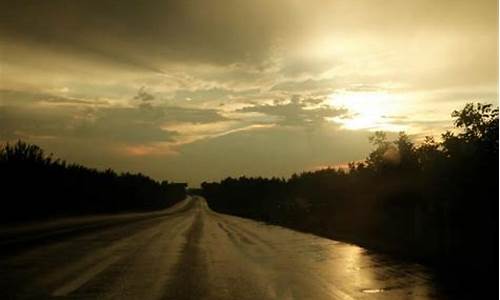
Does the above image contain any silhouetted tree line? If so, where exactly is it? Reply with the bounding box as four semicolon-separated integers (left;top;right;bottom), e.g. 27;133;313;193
202;103;498;270
0;142;187;223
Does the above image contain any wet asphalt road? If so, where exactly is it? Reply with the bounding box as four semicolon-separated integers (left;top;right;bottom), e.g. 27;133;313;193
0;196;453;299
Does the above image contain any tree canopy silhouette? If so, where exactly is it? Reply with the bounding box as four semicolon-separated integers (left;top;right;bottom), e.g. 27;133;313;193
0;141;187;223
201;102;499;271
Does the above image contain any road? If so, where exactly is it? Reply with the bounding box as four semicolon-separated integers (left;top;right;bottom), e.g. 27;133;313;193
0;196;449;299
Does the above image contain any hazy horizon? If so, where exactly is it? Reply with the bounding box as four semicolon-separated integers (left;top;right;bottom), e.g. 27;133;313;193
1;0;498;186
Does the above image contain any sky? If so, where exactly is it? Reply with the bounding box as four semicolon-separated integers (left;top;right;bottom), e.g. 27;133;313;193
0;0;498;186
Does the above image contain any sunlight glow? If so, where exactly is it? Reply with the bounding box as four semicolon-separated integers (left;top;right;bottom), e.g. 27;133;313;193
327;91;408;132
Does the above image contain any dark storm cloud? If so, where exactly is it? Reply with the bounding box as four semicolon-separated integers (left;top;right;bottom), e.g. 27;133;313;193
43;98;110;106
0;0;497;185
1;0;496;78
0;105;74;140
0;89;75;105
0;0;291;68
0;105;179;143
134;87;155;102
238;97;347;127
81;104;229;143
0;90;228;144
0;89;115;106
73;107;178;143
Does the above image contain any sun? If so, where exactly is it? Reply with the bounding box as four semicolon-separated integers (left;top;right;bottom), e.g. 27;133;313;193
327;91;407;132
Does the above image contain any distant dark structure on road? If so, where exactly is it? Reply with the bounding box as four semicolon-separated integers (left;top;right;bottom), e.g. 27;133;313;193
0;142;187;223
202;103;499;274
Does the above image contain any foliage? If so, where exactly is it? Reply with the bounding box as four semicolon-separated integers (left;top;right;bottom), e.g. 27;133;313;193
0;141;187;223
201;102;499;268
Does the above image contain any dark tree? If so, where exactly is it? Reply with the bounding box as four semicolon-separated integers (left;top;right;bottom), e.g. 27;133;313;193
0;141;187;223
201;102;499;274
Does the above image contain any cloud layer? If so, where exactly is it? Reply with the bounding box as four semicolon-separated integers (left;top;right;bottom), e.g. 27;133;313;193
0;0;497;185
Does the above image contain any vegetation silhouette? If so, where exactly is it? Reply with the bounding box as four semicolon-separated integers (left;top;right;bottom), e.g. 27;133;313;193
0;142;186;224
201;103;498;272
